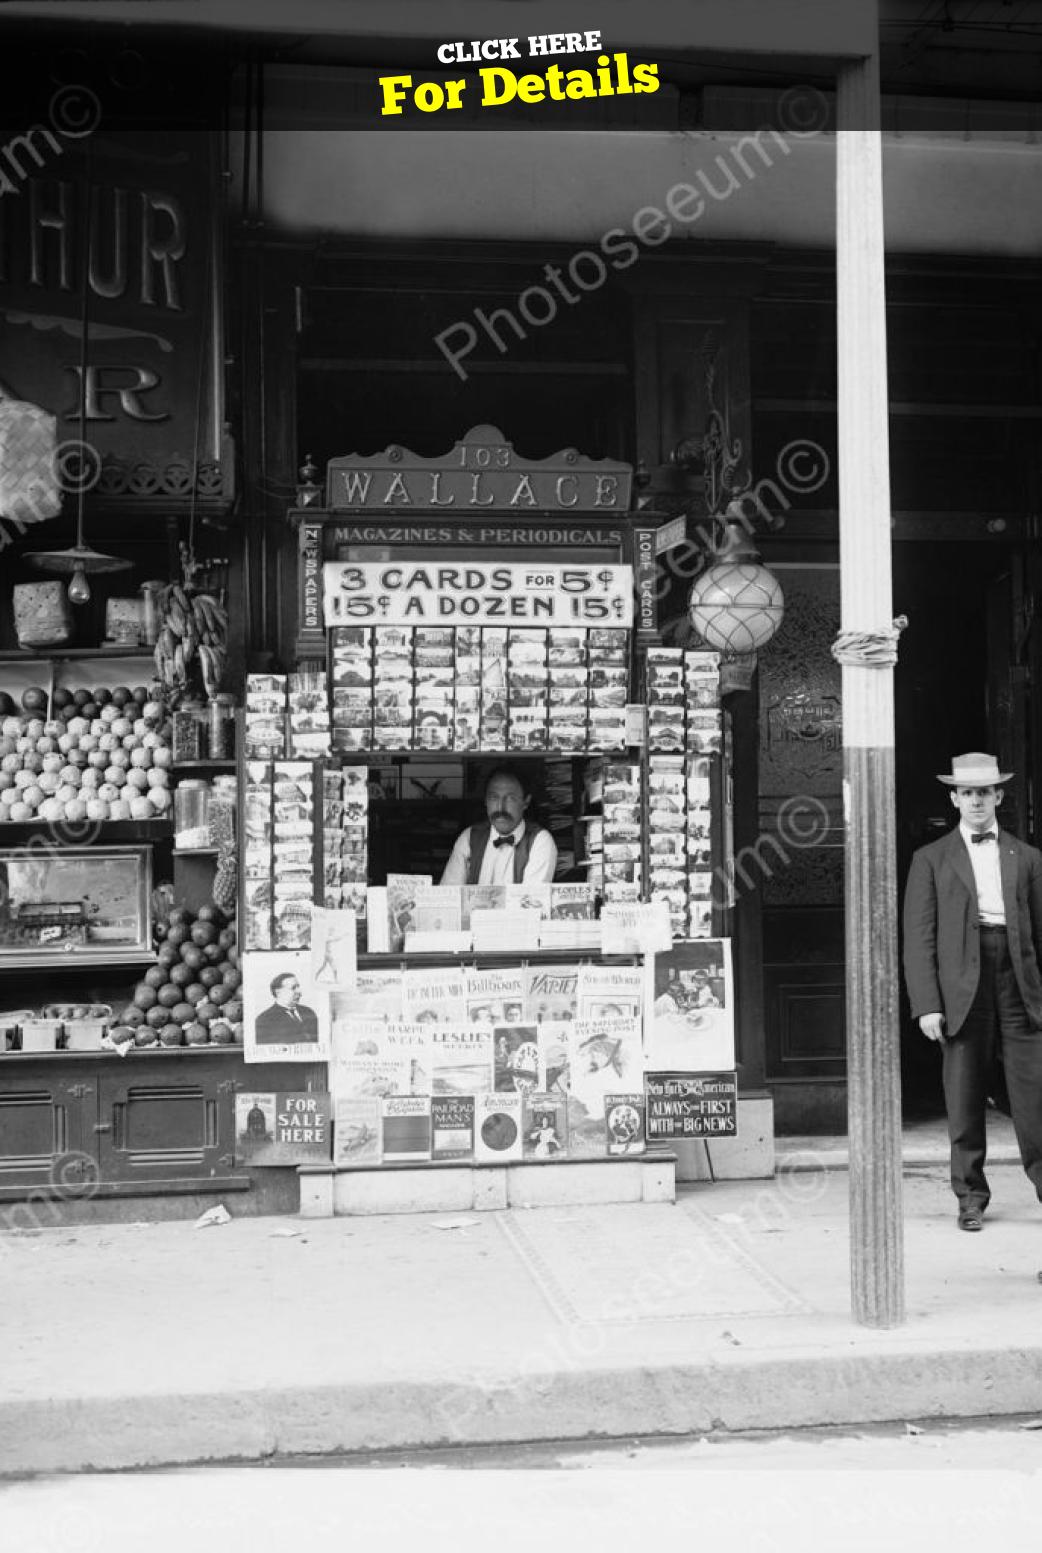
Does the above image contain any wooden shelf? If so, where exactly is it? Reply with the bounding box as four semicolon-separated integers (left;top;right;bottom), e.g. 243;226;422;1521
0;953;157;971
358;948;639;969
0;647;155;663
0;820;172;843
1;1044;244;1060
171;761;236;772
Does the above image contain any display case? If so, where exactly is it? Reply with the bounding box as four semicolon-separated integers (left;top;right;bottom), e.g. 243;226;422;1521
0;845;153;968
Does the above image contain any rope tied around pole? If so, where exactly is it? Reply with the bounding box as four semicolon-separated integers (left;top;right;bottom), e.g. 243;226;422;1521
831;616;908;668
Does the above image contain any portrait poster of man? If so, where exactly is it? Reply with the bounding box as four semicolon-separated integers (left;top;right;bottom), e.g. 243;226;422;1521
242;950;331;1063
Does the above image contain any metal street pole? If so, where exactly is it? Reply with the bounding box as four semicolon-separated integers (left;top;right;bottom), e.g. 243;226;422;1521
835;54;905;1327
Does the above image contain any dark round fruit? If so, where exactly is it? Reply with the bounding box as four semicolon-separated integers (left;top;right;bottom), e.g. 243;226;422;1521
81;702;100;721
171;1002;195;1025
143;965;167;989
157;943;180;969
190;921;218;947
21;687;48;713
145;1004;169;1029
159;1023;184;1046
165;924;189;948
221;967;241;991
157;984;182;1008
51;688;74;711
209;983;232;1006
209;1020;234;1045
184;1022;208;1045
184;983;207;1005
93;687;112;706
73;689;92;708
217;928;235;951
224;999;243;1022
167;907;192;927
180;944;205;971
194;1000;218;1024
199;965;223;989
169;963;194;988
202;944;223;964
133;984;158;1010
131;686;149;704
121;1005;145;1027
135;1028;158;1047
111;686;133;707
226;945;239;969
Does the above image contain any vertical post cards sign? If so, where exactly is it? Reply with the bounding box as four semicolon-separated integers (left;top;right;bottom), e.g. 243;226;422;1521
323;561;633;628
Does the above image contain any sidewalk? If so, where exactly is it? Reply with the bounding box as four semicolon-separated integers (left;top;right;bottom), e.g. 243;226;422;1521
3;1125;1041;1475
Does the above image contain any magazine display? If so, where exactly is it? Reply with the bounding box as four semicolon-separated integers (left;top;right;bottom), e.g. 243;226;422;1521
332;1021;431;1098
575;964;645;1024
523;1094;568;1160
401;966;468;1024
567;1019;645;1118
430;1026;494;1096
464;967;526;1026
474;1092;523;1164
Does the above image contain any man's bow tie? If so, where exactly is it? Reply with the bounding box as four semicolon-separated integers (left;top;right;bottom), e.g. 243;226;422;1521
971;831;997;845
493;835;515;849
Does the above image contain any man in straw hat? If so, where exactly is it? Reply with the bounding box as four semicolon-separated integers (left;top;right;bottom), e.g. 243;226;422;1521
904;753;1042;1230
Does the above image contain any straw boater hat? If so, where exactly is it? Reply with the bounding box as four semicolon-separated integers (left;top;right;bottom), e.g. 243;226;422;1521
936;753;1013;786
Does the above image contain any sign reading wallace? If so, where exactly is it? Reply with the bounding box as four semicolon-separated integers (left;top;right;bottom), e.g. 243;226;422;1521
326;424;632;513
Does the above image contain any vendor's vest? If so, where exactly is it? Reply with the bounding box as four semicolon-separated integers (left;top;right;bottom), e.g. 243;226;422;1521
465;821;543;885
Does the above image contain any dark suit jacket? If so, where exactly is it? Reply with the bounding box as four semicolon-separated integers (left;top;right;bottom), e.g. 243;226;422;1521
903;826;1042;1036
254;1003;320;1045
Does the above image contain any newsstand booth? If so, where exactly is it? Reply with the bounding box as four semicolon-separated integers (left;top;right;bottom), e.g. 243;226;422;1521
231;424;742;1215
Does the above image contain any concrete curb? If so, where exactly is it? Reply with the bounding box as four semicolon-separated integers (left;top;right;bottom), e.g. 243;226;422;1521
6;1341;1042;1473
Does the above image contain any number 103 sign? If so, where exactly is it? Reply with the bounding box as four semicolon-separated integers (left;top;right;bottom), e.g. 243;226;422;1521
323;562;635;627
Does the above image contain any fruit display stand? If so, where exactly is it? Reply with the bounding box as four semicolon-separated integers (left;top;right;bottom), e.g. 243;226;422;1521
0;658;314;1210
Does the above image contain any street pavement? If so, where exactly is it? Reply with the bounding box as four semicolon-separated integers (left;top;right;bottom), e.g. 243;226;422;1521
2;1129;1042;1475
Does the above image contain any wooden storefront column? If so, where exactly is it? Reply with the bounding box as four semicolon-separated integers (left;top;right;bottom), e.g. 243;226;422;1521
836;56;905;1327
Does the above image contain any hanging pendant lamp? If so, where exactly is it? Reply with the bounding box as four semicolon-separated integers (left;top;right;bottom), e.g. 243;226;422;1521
24;144;131;606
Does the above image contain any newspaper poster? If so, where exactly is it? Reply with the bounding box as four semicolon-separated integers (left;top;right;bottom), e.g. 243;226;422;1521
644;939;735;1072
645;1072;738;1141
242;950;331;1064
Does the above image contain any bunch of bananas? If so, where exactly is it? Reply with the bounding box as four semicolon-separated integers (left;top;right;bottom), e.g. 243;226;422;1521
153;583;229;701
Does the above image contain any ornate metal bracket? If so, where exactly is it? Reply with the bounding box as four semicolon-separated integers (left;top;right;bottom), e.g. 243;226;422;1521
670;345;746;518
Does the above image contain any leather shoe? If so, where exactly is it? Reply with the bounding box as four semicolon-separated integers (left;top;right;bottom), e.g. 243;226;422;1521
958;1206;984;1232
